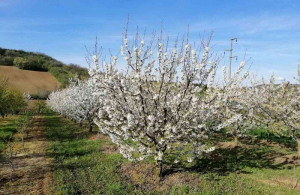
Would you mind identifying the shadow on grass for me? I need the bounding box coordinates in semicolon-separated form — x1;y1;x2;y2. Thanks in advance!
0;122;17;153
45;114;96;142
44;114;102;169
164;145;289;177
249;128;297;148
44;114;135;194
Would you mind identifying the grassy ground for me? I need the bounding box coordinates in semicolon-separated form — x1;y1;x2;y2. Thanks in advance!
0;115;53;194
1;113;299;194
0;115;18;152
45;114;300;195
45;114;141;194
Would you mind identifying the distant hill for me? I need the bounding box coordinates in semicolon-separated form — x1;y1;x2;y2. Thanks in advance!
0;48;89;87
0;66;60;97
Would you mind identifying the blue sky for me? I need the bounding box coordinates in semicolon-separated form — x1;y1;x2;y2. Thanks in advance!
0;0;299;81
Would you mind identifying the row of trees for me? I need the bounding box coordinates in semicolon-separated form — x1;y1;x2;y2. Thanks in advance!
48;79;101;132
0;78;29;118
47;30;300;178
13;57;49;71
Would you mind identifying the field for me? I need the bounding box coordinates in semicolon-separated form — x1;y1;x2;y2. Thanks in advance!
0;112;299;194
2;0;300;194
0;66;60;95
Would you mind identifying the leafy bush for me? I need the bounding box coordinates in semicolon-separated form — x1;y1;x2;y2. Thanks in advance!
0;56;14;65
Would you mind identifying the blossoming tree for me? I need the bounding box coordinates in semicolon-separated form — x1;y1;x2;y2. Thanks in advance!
245;76;300;156
89;30;248;178
214;62;251;146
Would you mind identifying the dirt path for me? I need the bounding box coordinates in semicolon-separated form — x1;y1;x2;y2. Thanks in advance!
0;115;53;194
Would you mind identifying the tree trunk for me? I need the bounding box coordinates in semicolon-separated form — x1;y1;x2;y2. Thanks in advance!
89;124;93;132
9;145;14;180
266;124;270;142
10;145;13;158
22;136;24;150
79;122;82;127
297;140;300;157
233;136;238;147
158;160;163;180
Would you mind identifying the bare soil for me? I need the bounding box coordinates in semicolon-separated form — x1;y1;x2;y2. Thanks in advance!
0;116;53;194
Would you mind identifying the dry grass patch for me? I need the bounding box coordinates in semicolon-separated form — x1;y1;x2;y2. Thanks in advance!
101;144;118;154
120;163;201;193
0;115;53;194
89;133;118;154
259;177;300;190
273;154;300;165
0;66;60;94
88;133;110;141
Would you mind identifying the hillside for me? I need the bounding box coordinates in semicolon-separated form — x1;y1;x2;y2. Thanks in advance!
0;48;89;87
0;66;60;95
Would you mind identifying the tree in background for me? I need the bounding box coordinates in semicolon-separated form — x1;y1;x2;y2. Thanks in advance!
47;78;101;132
245;76;300;156
0;77;28;118
13;57;29;69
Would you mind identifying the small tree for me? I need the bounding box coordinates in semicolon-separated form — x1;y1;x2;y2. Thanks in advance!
0;78;27;117
9;90;28;114
15;113;32;149
0;77;9;118
2;133;18;180
34;100;47;114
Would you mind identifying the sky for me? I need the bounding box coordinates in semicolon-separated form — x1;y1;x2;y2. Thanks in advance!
0;0;299;81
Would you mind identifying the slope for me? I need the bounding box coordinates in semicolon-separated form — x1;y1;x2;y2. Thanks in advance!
0;66;60;95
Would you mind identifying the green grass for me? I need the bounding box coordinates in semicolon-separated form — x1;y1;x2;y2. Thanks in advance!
162;143;299;194
45;114;300;194
0;116;18;152
249;127;296;148
45;114;141;194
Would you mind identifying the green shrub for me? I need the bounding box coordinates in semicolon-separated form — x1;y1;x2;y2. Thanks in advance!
0;56;14;65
